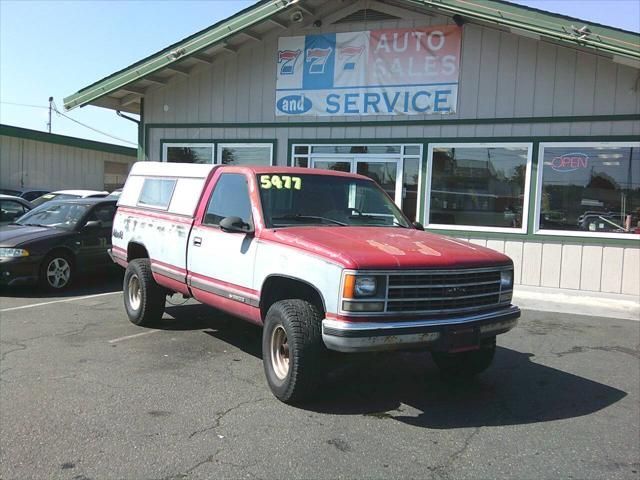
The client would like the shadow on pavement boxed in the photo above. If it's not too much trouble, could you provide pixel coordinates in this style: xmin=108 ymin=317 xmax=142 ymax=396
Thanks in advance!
xmin=0 ymin=268 xmax=123 ymax=299
xmin=163 ymin=303 xmax=627 ymax=429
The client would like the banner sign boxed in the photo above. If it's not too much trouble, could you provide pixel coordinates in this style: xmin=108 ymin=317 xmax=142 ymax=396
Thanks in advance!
xmin=275 ymin=25 xmax=461 ymax=117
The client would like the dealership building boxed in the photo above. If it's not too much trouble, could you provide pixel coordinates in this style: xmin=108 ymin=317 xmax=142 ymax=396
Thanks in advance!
xmin=64 ymin=0 xmax=640 ymax=299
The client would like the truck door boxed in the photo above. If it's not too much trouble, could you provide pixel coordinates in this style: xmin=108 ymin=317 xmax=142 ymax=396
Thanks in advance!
xmin=187 ymin=172 xmax=259 ymax=307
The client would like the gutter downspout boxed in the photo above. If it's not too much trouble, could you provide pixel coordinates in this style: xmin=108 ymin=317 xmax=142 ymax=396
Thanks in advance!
xmin=116 ymin=105 xmax=145 ymax=162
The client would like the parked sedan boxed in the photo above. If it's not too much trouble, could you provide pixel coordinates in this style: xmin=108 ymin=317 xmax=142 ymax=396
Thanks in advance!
xmin=0 ymin=198 xmax=117 ymax=290
xmin=0 ymin=188 xmax=51 ymax=202
xmin=31 ymin=189 xmax=109 ymax=207
xmin=0 ymin=194 xmax=33 ymax=226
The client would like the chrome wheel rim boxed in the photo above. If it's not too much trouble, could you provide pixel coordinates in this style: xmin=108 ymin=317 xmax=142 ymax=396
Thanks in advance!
xmin=46 ymin=257 xmax=70 ymax=289
xmin=270 ymin=325 xmax=290 ymax=380
xmin=127 ymin=274 xmax=141 ymax=311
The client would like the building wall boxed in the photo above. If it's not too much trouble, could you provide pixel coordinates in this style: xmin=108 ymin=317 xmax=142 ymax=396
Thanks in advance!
xmin=140 ymin=10 xmax=640 ymax=298
xmin=0 ymin=134 xmax=135 ymax=191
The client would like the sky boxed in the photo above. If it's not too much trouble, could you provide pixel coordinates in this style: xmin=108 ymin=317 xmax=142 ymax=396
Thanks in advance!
xmin=1 ymin=0 xmax=638 ymax=148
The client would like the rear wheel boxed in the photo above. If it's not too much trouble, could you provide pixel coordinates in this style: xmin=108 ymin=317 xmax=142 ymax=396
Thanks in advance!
xmin=262 ymin=299 xmax=325 ymax=403
xmin=431 ymin=337 xmax=496 ymax=378
xmin=123 ymin=259 xmax=165 ymax=326
xmin=40 ymin=252 xmax=73 ymax=291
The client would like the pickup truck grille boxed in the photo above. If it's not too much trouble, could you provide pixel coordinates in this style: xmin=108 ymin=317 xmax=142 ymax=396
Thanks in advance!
xmin=386 ymin=269 xmax=504 ymax=314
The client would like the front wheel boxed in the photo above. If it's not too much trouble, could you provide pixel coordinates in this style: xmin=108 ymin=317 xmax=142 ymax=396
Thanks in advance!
xmin=431 ymin=338 xmax=496 ymax=378
xmin=123 ymin=259 xmax=165 ymax=326
xmin=40 ymin=252 xmax=73 ymax=291
xmin=262 ymin=299 xmax=325 ymax=403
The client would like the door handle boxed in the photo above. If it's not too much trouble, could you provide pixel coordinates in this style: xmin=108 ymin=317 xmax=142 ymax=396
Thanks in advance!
xmin=193 ymin=236 xmax=202 ymax=247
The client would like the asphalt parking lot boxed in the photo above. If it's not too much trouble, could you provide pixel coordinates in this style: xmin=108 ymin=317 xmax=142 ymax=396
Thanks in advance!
xmin=1 ymin=273 xmax=639 ymax=480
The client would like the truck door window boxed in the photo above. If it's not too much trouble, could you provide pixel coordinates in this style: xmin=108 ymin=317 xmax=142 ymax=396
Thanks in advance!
xmin=203 ymin=173 xmax=252 ymax=227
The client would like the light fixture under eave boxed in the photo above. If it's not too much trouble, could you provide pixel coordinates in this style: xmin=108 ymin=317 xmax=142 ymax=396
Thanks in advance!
xmin=290 ymin=9 xmax=304 ymax=23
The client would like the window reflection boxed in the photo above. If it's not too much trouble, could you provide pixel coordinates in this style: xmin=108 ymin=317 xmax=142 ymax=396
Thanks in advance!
xmin=429 ymin=146 xmax=529 ymax=229
xmin=539 ymin=145 xmax=639 ymax=234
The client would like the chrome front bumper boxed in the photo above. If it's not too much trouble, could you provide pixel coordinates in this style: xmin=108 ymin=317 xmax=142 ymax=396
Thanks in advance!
xmin=321 ymin=305 xmax=521 ymax=353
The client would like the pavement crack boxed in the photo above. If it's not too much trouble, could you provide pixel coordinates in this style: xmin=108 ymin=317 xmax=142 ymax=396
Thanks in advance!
xmin=188 ymin=397 xmax=269 ymax=439
xmin=552 ymin=345 xmax=639 ymax=359
xmin=429 ymin=427 xmax=480 ymax=480
xmin=57 ymin=322 xmax=101 ymax=338
xmin=0 ymin=340 xmax=27 ymax=362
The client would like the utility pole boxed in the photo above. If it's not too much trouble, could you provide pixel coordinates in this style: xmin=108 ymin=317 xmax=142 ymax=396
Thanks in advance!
xmin=47 ymin=96 xmax=53 ymax=133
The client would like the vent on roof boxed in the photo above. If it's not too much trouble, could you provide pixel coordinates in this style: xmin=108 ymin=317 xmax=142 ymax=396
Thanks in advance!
xmin=333 ymin=9 xmax=400 ymax=24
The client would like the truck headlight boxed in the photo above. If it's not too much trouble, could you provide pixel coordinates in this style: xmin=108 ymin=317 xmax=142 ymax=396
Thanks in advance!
xmin=0 ymin=248 xmax=29 ymax=258
xmin=500 ymin=269 xmax=513 ymax=290
xmin=500 ymin=269 xmax=514 ymax=303
xmin=355 ymin=276 xmax=377 ymax=297
xmin=343 ymin=274 xmax=378 ymax=298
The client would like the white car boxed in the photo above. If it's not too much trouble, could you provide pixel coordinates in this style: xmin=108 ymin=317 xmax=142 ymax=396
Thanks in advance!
xmin=31 ymin=189 xmax=109 ymax=207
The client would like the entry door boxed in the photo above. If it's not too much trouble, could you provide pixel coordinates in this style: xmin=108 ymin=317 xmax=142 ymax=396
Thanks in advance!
xmin=310 ymin=157 xmax=402 ymax=205
xmin=187 ymin=172 xmax=258 ymax=297
xmin=355 ymin=158 xmax=402 ymax=205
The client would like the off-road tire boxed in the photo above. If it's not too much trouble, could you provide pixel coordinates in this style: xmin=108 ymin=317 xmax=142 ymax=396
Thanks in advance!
xmin=431 ymin=337 xmax=497 ymax=378
xmin=262 ymin=299 xmax=325 ymax=403
xmin=39 ymin=251 xmax=74 ymax=291
xmin=123 ymin=258 xmax=165 ymax=326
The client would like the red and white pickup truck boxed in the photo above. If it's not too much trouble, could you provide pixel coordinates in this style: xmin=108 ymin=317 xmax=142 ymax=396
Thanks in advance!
xmin=111 ymin=162 xmax=520 ymax=403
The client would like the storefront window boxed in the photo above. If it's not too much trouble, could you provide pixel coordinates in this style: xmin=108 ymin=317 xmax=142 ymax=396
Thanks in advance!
xmin=537 ymin=143 xmax=640 ymax=236
xmin=163 ymin=143 xmax=214 ymax=164
xmin=218 ymin=144 xmax=273 ymax=166
xmin=427 ymin=144 xmax=531 ymax=231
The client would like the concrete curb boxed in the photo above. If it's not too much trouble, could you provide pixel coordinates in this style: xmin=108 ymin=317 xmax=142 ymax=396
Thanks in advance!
xmin=513 ymin=285 xmax=640 ymax=321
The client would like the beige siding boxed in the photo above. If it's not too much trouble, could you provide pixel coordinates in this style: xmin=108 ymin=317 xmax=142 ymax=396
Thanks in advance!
xmin=481 ymin=241 xmax=640 ymax=296
xmin=0 ymin=135 xmax=134 ymax=191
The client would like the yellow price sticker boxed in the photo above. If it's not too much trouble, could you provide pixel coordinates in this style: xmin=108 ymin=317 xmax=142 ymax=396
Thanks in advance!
xmin=260 ymin=175 xmax=302 ymax=190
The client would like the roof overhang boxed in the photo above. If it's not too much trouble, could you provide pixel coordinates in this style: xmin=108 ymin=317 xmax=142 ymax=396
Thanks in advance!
xmin=64 ymin=0 xmax=640 ymax=115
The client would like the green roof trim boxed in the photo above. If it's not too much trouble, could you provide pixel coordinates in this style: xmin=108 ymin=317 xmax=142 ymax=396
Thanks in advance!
xmin=407 ymin=0 xmax=639 ymax=59
xmin=63 ymin=0 xmax=293 ymax=111
xmin=64 ymin=0 xmax=639 ymax=112
xmin=0 ymin=124 xmax=137 ymax=157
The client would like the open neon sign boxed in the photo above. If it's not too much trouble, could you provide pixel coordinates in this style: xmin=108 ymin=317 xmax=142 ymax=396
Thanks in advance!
xmin=549 ymin=153 xmax=589 ymax=172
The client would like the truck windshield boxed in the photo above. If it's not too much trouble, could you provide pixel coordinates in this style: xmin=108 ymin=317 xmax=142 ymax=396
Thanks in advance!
xmin=257 ymin=173 xmax=410 ymax=229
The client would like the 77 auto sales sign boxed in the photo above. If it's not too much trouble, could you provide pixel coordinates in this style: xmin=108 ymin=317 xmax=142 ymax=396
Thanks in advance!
xmin=275 ymin=25 xmax=461 ymax=117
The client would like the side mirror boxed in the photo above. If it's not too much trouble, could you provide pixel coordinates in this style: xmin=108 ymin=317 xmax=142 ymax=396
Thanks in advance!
xmin=219 ymin=216 xmax=253 ymax=234
xmin=83 ymin=220 xmax=102 ymax=230
xmin=413 ymin=221 xmax=425 ymax=231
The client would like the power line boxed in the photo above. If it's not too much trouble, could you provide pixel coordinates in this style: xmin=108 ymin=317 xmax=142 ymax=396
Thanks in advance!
xmin=2 ymin=99 xmax=137 ymax=146
xmin=51 ymin=101 xmax=137 ymax=146
xmin=0 ymin=101 xmax=49 ymax=110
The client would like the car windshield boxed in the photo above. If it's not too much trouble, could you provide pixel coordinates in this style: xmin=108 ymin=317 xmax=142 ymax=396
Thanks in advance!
xmin=31 ymin=193 xmax=79 ymax=207
xmin=257 ymin=173 xmax=410 ymax=228
xmin=14 ymin=202 xmax=91 ymax=230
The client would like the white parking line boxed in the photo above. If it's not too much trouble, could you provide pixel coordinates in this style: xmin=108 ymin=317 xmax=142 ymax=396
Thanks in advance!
xmin=108 ymin=330 xmax=161 ymax=343
xmin=0 ymin=291 xmax=122 ymax=313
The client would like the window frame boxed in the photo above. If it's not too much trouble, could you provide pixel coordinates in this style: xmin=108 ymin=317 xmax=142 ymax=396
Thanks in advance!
xmin=534 ymin=141 xmax=640 ymax=239
xmin=162 ymin=142 xmax=215 ymax=164
xmin=202 ymin=172 xmax=254 ymax=229
xmin=424 ymin=142 xmax=533 ymax=234
xmin=216 ymin=143 xmax=275 ymax=166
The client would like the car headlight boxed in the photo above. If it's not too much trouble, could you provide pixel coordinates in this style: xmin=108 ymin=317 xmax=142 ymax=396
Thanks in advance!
xmin=0 ymin=248 xmax=29 ymax=258
xmin=500 ymin=269 xmax=513 ymax=290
